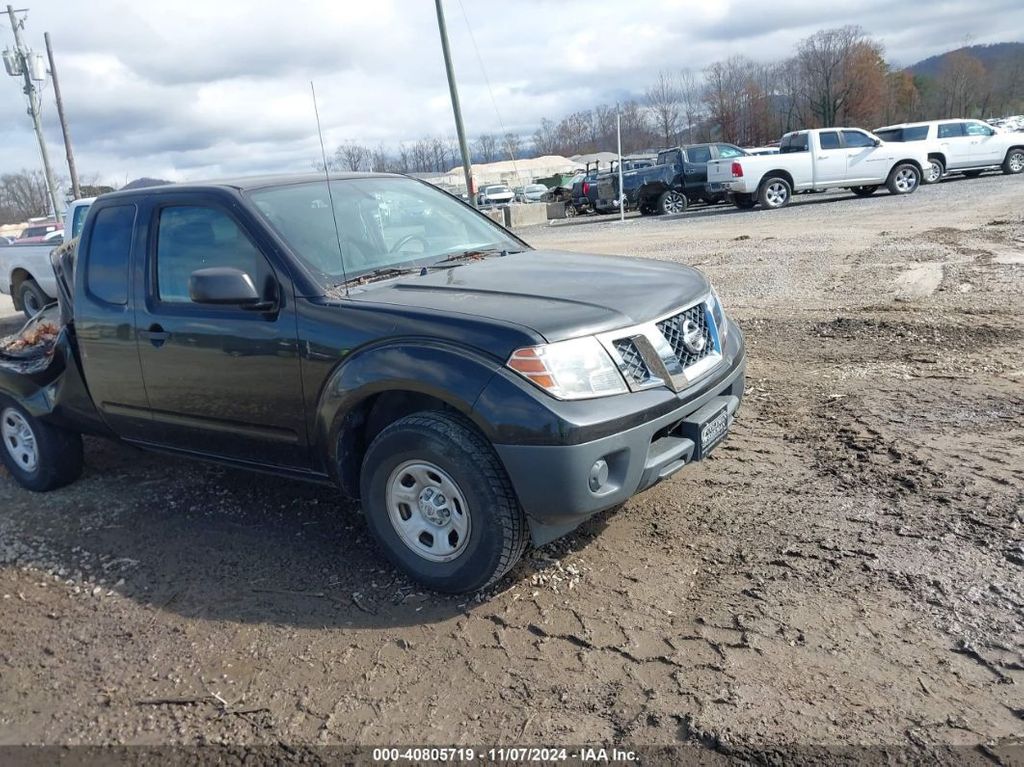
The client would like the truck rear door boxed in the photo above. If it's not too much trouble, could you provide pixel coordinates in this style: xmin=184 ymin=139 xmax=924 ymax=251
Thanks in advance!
xmin=132 ymin=193 xmax=309 ymax=469
xmin=74 ymin=202 xmax=152 ymax=440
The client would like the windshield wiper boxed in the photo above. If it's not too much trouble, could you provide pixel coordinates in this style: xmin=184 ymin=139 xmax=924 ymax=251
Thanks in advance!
xmin=431 ymin=247 xmax=523 ymax=267
xmin=335 ymin=266 xmax=420 ymax=289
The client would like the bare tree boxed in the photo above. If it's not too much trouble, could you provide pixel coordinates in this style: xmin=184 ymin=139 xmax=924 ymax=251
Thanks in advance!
xmin=645 ymin=70 xmax=682 ymax=147
xmin=0 ymin=170 xmax=53 ymax=224
xmin=475 ymin=133 xmax=498 ymax=163
xmin=678 ymin=68 xmax=704 ymax=143
xmin=335 ymin=141 xmax=370 ymax=171
xmin=937 ymin=50 xmax=988 ymax=117
xmin=503 ymin=132 xmax=522 ymax=160
xmin=795 ymin=26 xmax=871 ymax=127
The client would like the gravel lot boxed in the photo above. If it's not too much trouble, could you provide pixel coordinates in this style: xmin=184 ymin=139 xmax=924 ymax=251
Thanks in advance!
xmin=1 ymin=175 xmax=1022 ymax=759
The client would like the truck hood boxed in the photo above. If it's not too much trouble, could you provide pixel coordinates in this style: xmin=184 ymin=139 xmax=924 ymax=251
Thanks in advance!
xmin=350 ymin=250 xmax=709 ymax=342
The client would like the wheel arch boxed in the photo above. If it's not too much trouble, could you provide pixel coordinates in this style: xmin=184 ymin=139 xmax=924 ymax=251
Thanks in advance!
xmin=9 ymin=267 xmax=33 ymax=311
xmin=314 ymin=340 xmax=503 ymax=496
xmin=758 ymin=170 xmax=795 ymax=190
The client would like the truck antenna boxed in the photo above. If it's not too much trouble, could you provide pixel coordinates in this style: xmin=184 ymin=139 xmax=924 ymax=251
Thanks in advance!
xmin=310 ymin=81 xmax=350 ymax=296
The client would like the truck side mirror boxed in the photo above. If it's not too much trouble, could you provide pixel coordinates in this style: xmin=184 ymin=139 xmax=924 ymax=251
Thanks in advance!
xmin=873 ymin=138 xmax=882 ymax=146
xmin=189 ymin=267 xmax=262 ymax=306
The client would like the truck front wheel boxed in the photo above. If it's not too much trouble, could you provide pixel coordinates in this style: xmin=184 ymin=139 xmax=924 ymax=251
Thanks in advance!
xmin=758 ymin=177 xmax=791 ymax=209
xmin=886 ymin=164 xmax=921 ymax=195
xmin=359 ymin=411 xmax=528 ymax=594
xmin=0 ymin=399 xmax=83 ymax=492
xmin=1003 ymin=148 xmax=1024 ymax=175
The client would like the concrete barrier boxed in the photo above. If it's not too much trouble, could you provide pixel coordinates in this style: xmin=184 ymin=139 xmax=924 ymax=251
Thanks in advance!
xmin=483 ymin=208 xmax=507 ymax=227
xmin=546 ymin=202 xmax=569 ymax=220
xmin=507 ymin=203 xmax=549 ymax=229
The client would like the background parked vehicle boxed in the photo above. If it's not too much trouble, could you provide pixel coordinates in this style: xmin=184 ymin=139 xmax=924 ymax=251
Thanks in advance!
xmin=601 ymin=143 xmax=748 ymax=216
xmin=745 ymin=146 xmax=780 ymax=156
xmin=0 ymin=197 xmax=94 ymax=317
xmin=0 ymin=235 xmax=13 ymax=247
xmin=515 ymin=184 xmax=549 ymax=203
xmin=707 ymin=128 xmax=930 ymax=210
xmin=476 ymin=184 xmax=515 ymax=207
xmin=13 ymin=222 xmax=61 ymax=245
xmin=874 ymin=119 xmax=1024 ymax=183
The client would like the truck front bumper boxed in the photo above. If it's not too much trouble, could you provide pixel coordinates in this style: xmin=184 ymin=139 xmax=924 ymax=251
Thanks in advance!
xmin=485 ymin=328 xmax=745 ymax=545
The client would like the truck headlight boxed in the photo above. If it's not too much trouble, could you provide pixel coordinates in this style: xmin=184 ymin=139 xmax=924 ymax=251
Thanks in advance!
xmin=708 ymin=287 xmax=729 ymax=341
xmin=507 ymin=337 xmax=628 ymax=400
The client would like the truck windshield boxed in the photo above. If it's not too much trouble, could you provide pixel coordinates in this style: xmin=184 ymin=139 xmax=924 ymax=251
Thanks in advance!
xmin=247 ymin=177 xmax=524 ymax=288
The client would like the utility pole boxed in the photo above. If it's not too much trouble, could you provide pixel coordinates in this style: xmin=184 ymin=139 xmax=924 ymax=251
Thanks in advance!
xmin=434 ymin=0 xmax=475 ymax=206
xmin=616 ymin=108 xmax=625 ymax=223
xmin=4 ymin=5 xmax=62 ymax=218
xmin=44 ymin=31 xmax=79 ymax=199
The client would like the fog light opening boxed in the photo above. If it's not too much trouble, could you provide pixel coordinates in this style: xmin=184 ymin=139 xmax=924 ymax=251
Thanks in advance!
xmin=589 ymin=459 xmax=610 ymax=492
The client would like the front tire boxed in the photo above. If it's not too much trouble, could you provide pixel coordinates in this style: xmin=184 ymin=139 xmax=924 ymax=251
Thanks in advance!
xmin=360 ymin=412 xmax=528 ymax=594
xmin=851 ymin=186 xmax=878 ymax=197
xmin=924 ymin=157 xmax=944 ymax=184
xmin=886 ymin=163 xmax=921 ymax=195
xmin=758 ymin=176 xmax=792 ymax=209
xmin=657 ymin=189 xmax=687 ymax=215
xmin=0 ymin=399 xmax=83 ymax=492
xmin=17 ymin=279 xmax=49 ymax=319
xmin=1003 ymin=148 xmax=1024 ymax=175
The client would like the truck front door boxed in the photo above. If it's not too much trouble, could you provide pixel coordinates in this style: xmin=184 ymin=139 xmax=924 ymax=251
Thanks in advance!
xmin=133 ymin=195 xmax=308 ymax=469
xmin=842 ymin=129 xmax=888 ymax=184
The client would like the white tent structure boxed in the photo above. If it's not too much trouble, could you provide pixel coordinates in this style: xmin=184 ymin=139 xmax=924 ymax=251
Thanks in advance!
xmin=426 ymin=155 xmax=581 ymax=194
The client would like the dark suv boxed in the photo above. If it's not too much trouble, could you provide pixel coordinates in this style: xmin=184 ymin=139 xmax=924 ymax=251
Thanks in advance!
xmin=0 ymin=174 xmax=745 ymax=593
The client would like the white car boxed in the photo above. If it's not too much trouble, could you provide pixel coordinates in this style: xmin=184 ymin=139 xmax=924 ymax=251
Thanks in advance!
xmin=874 ymin=119 xmax=1024 ymax=183
xmin=0 ymin=197 xmax=94 ymax=317
xmin=706 ymin=128 xmax=931 ymax=210
xmin=476 ymin=184 xmax=515 ymax=207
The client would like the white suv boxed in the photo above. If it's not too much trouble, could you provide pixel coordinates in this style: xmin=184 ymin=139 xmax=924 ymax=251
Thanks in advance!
xmin=874 ymin=119 xmax=1024 ymax=183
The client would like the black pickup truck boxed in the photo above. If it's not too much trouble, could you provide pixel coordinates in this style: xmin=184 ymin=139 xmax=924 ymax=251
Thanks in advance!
xmin=0 ymin=174 xmax=745 ymax=593
xmin=600 ymin=143 xmax=748 ymax=215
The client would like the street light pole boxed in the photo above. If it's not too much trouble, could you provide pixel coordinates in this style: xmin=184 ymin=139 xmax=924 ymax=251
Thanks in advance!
xmin=4 ymin=5 xmax=62 ymax=218
xmin=434 ymin=0 xmax=475 ymax=206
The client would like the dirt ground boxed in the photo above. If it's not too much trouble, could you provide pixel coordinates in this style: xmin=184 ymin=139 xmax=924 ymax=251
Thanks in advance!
xmin=0 ymin=176 xmax=1022 ymax=760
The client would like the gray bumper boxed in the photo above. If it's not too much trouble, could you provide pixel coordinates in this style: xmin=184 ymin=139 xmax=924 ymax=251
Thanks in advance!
xmin=493 ymin=355 xmax=745 ymax=545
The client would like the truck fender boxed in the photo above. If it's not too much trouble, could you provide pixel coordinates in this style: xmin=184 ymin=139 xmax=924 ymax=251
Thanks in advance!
xmin=312 ymin=339 xmax=503 ymax=482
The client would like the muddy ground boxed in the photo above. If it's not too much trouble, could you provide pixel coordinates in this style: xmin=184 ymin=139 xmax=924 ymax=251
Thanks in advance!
xmin=0 ymin=175 xmax=1022 ymax=760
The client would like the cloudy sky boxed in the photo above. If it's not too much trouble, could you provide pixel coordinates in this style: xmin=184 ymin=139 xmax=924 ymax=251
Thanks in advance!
xmin=2 ymin=0 xmax=1021 ymax=185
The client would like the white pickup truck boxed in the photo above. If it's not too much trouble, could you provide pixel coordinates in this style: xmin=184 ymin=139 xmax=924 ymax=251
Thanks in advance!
xmin=706 ymin=128 xmax=931 ymax=210
xmin=0 ymin=197 xmax=93 ymax=317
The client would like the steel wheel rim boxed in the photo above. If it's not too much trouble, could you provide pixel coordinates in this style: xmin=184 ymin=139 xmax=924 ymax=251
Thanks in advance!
xmin=23 ymin=292 xmax=40 ymax=315
xmin=663 ymin=192 xmax=685 ymax=214
xmin=2 ymin=408 xmax=38 ymax=473
xmin=386 ymin=460 xmax=471 ymax=563
xmin=1010 ymin=153 xmax=1024 ymax=172
xmin=927 ymin=161 xmax=942 ymax=182
xmin=895 ymin=168 xmax=917 ymax=192
xmin=766 ymin=182 xmax=788 ymax=207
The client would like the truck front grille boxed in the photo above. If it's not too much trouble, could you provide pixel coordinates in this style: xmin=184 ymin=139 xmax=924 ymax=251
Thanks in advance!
xmin=657 ymin=304 xmax=715 ymax=369
xmin=613 ymin=338 xmax=652 ymax=386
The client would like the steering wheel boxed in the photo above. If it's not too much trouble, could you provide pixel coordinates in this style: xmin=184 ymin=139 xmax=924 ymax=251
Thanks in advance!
xmin=389 ymin=234 xmax=429 ymax=254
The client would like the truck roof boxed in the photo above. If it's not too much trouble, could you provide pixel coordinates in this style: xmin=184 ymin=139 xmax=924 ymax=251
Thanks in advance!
xmin=98 ymin=172 xmax=401 ymax=200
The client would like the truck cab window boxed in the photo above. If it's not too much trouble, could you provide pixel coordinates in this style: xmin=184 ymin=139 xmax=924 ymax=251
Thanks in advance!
xmin=780 ymin=134 xmax=808 ymax=153
xmin=156 ymin=206 xmax=266 ymax=303
xmin=86 ymin=205 xmax=136 ymax=305
xmin=687 ymin=146 xmax=712 ymax=164
xmin=819 ymin=132 xmax=841 ymax=149
xmin=716 ymin=145 xmax=745 ymax=159
xmin=964 ymin=122 xmax=994 ymax=136
xmin=841 ymin=130 xmax=875 ymax=148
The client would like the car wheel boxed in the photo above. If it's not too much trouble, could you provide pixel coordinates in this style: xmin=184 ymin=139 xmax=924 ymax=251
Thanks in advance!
xmin=924 ymin=157 xmax=944 ymax=184
xmin=758 ymin=176 xmax=791 ymax=209
xmin=1002 ymin=148 xmax=1024 ymax=175
xmin=563 ymin=204 xmax=577 ymax=218
xmin=732 ymin=193 xmax=756 ymax=210
xmin=851 ymin=186 xmax=879 ymax=197
xmin=17 ymin=279 xmax=49 ymax=319
xmin=886 ymin=164 xmax=921 ymax=195
xmin=0 ymin=398 xmax=83 ymax=492
xmin=360 ymin=411 xmax=529 ymax=594
xmin=657 ymin=189 xmax=687 ymax=215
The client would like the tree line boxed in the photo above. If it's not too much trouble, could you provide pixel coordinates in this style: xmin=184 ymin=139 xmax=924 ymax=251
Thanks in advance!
xmin=327 ymin=27 xmax=1024 ymax=173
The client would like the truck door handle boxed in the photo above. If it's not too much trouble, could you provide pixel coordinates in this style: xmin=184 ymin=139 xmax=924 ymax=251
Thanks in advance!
xmin=140 ymin=324 xmax=170 ymax=347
